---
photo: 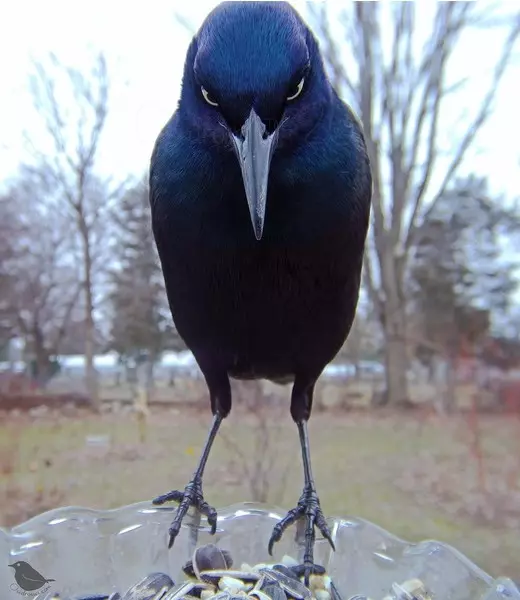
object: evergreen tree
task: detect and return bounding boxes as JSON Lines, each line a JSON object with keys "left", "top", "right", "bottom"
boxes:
{"left": 109, "top": 179, "right": 185, "bottom": 365}
{"left": 411, "top": 176, "right": 519, "bottom": 408}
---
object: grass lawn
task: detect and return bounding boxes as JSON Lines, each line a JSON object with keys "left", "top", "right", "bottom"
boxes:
{"left": 1, "top": 406, "right": 519, "bottom": 578}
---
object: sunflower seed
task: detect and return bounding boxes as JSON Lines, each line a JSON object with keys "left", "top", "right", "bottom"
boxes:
{"left": 259, "top": 569, "right": 312, "bottom": 600}
{"left": 183, "top": 561, "right": 196, "bottom": 579}
{"left": 250, "top": 591, "right": 273, "bottom": 600}
{"left": 49, "top": 551, "right": 355, "bottom": 600}
{"left": 190, "top": 585, "right": 216, "bottom": 599}
{"left": 162, "top": 582, "right": 212, "bottom": 600}
{"left": 261, "top": 582, "right": 287, "bottom": 600}
{"left": 210, "top": 593, "right": 233, "bottom": 600}
{"left": 200, "top": 570, "right": 260, "bottom": 585}
{"left": 193, "top": 545, "right": 233, "bottom": 579}
{"left": 272, "top": 565, "right": 299, "bottom": 581}
{"left": 121, "top": 572, "right": 174, "bottom": 600}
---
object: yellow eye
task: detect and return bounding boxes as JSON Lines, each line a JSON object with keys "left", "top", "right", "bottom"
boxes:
{"left": 201, "top": 86, "right": 218, "bottom": 107}
{"left": 287, "top": 77, "right": 305, "bottom": 102}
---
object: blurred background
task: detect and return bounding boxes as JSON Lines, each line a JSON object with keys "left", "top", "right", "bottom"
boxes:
{"left": 1, "top": 0, "right": 520, "bottom": 580}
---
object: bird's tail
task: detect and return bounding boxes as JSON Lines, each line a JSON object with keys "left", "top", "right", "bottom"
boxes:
{"left": 46, "top": 579, "right": 56, "bottom": 582}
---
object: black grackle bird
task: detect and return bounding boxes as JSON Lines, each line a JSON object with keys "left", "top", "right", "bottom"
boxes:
{"left": 150, "top": 1, "right": 372, "bottom": 580}
{"left": 9, "top": 561, "right": 55, "bottom": 591}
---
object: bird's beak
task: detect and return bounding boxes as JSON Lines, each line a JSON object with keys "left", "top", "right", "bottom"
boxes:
{"left": 8, "top": 564, "right": 14, "bottom": 568}
{"left": 230, "top": 109, "right": 278, "bottom": 241}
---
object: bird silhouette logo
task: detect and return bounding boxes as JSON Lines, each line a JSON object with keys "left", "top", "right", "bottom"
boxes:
{"left": 8, "top": 560, "right": 55, "bottom": 593}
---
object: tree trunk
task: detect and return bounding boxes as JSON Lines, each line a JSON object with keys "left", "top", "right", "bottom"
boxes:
{"left": 378, "top": 249, "right": 410, "bottom": 406}
{"left": 30, "top": 325, "right": 53, "bottom": 387}
{"left": 382, "top": 293, "right": 410, "bottom": 406}
{"left": 430, "top": 355, "right": 448, "bottom": 416}
{"left": 444, "top": 352, "right": 457, "bottom": 413}
{"left": 134, "top": 356, "right": 153, "bottom": 444}
{"left": 350, "top": 319, "right": 361, "bottom": 380}
{"left": 81, "top": 223, "right": 99, "bottom": 410}
{"left": 145, "top": 356, "right": 155, "bottom": 399}
{"left": 34, "top": 345, "right": 52, "bottom": 386}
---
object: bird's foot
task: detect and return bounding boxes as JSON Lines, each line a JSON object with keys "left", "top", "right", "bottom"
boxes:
{"left": 268, "top": 486, "right": 335, "bottom": 585}
{"left": 152, "top": 477, "right": 218, "bottom": 549}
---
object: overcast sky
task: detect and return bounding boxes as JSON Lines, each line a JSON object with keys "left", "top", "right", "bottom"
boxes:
{"left": 0, "top": 0, "right": 519, "bottom": 200}
{"left": 1, "top": 0, "right": 518, "bottom": 335}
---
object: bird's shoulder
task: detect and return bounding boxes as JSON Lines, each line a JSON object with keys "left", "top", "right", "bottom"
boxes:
{"left": 150, "top": 112, "right": 213, "bottom": 203}
{"left": 270, "top": 96, "right": 372, "bottom": 236}
{"left": 287, "top": 95, "right": 371, "bottom": 190}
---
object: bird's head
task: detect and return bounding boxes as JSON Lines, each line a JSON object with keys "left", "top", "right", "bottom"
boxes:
{"left": 179, "top": 1, "right": 332, "bottom": 240}
{"left": 8, "top": 561, "right": 25, "bottom": 570}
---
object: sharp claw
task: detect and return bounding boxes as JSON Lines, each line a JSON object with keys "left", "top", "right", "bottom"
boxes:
{"left": 268, "top": 489, "right": 332, "bottom": 576}
{"left": 168, "top": 522, "right": 181, "bottom": 548}
{"left": 207, "top": 510, "right": 217, "bottom": 535}
{"left": 152, "top": 494, "right": 168, "bottom": 505}
{"left": 323, "top": 530, "right": 335, "bottom": 550}
{"left": 156, "top": 480, "right": 217, "bottom": 549}
{"left": 268, "top": 521, "right": 285, "bottom": 556}
{"left": 153, "top": 490, "right": 185, "bottom": 505}
{"left": 316, "top": 517, "right": 335, "bottom": 550}
{"left": 268, "top": 536, "right": 275, "bottom": 556}
{"left": 303, "top": 567, "right": 311, "bottom": 587}
{"left": 168, "top": 522, "right": 180, "bottom": 541}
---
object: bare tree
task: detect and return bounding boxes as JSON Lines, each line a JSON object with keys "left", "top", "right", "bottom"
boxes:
{"left": 24, "top": 52, "right": 126, "bottom": 408}
{"left": 310, "top": 3, "right": 520, "bottom": 404}
{"left": 1, "top": 178, "right": 81, "bottom": 382}
{"left": 411, "top": 175, "right": 519, "bottom": 410}
{"left": 0, "top": 195, "right": 20, "bottom": 347}
{"left": 109, "top": 177, "right": 186, "bottom": 407}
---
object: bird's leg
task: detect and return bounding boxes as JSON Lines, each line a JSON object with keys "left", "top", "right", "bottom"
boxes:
{"left": 153, "top": 412, "right": 223, "bottom": 548}
{"left": 268, "top": 381, "right": 334, "bottom": 585}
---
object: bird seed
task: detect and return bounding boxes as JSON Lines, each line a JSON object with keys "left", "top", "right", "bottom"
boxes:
{"left": 48, "top": 543, "right": 436, "bottom": 600}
